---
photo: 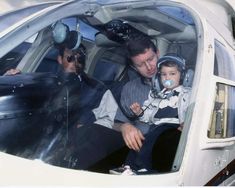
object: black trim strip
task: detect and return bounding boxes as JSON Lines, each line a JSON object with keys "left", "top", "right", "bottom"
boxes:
{"left": 205, "top": 159, "right": 235, "bottom": 186}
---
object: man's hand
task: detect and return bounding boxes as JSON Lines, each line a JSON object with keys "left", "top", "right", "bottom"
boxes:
{"left": 120, "top": 123, "right": 145, "bottom": 151}
{"left": 4, "top": 69, "right": 21, "bottom": 75}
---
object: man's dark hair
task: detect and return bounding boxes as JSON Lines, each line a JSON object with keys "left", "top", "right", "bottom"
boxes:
{"left": 125, "top": 35, "right": 157, "bottom": 58}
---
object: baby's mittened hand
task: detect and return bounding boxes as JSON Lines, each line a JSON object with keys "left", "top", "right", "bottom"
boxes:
{"left": 130, "top": 102, "right": 142, "bottom": 115}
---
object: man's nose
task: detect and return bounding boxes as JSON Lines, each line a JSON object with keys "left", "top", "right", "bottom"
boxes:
{"left": 144, "top": 61, "right": 152, "bottom": 70}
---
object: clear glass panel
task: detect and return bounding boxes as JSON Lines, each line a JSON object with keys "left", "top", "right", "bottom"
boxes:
{"left": 0, "top": 15, "right": 116, "bottom": 170}
{"left": 0, "top": 2, "right": 197, "bottom": 174}
{"left": 214, "top": 40, "right": 235, "bottom": 81}
{"left": 157, "top": 6, "right": 195, "bottom": 25}
{"left": 0, "top": 4, "right": 57, "bottom": 32}
{"left": 0, "top": 39, "right": 34, "bottom": 75}
{"left": 208, "top": 83, "right": 235, "bottom": 138}
{"left": 79, "top": 20, "right": 98, "bottom": 41}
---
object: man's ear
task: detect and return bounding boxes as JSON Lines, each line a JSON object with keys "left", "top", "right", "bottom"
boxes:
{"left": 57, "top": 55, "right": 63, "bottom": 65}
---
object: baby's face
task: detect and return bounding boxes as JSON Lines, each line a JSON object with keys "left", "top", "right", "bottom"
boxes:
{"left": 160, "top": 65, "right": 181, "bottom": 89}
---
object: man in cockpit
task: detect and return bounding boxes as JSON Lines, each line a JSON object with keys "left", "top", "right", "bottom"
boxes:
{"left": 54, "top": 44, "right": 109, "bottom": 127}
{"left": 5, "top": 43, "right": 110, "bottom": 127}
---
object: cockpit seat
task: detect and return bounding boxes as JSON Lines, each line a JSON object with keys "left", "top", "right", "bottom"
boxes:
{"left": 183, "top": 69, "right": 194, "bottom": 88}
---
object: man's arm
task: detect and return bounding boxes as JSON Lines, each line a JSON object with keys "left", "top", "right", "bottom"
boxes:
{"left": 113, "top": 80, "right": 147, "bottom": 151}
{"left": 113, "top": 121, "right": 145, "bottom": 151}
{"left": 4, "top": 69, "right": 21, "bottom": 75}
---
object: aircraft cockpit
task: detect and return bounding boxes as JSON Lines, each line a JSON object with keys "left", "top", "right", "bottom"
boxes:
{"left": 0, "top": 1, "right": 198, "bottom": 174}
{"left": 2, "top": 0, "right": 234, "bottom": 186}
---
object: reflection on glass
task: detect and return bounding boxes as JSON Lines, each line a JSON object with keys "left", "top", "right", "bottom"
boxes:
{"left": 208, "top": 83, "right": 235, "bottom": 138}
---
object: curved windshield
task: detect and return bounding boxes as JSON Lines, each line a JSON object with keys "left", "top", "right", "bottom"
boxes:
{"left": 0, "top": 2, "right": 197, "bottom": 174}
{"left": 0, "top": 2, "right": 61, "bottom": 32}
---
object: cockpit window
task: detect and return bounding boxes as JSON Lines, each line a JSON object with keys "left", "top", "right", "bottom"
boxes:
{"left": 0, "top": 37, "right": 35, "bottom": 75}
{"left": 79, "top": 20, "right": 98, "bottom": 41}
{"left": 157, "top": 6, "right": 195, "bottom": 25}
{"left": 208, "top": 83, "right": 235, "bottom": 138}
{"left": 214, "top": 40, "right": 235, "bottom": 81}
{"left": 209, "top": 40, "right": 235, "bottom": 138}
{"left": 0, "top": 3, "right": 60, "bottom": 33}
{"left": 0, "top": 1, "right": 198, "bottom": 175}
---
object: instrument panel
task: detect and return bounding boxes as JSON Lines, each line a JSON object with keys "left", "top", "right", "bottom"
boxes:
{"left": 104, "top": 19, "right": 144, "bottom": 43}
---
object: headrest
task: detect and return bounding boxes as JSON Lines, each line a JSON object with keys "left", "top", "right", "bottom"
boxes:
{"left": 183, "top": 69, "right": 194, "bottom": 87}
{"left": 52, "top": 22, "right": 69, "bottom": 43}
{"left": 95, "top": 32, "right": 120, "bottom": 47}
{"left": 52, "top": 22, "right": 82, "bottom": 50}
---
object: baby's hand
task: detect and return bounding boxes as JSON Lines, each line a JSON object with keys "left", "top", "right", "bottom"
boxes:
{"left": 130, "top": 102, "right": 143, "bottom": 116}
